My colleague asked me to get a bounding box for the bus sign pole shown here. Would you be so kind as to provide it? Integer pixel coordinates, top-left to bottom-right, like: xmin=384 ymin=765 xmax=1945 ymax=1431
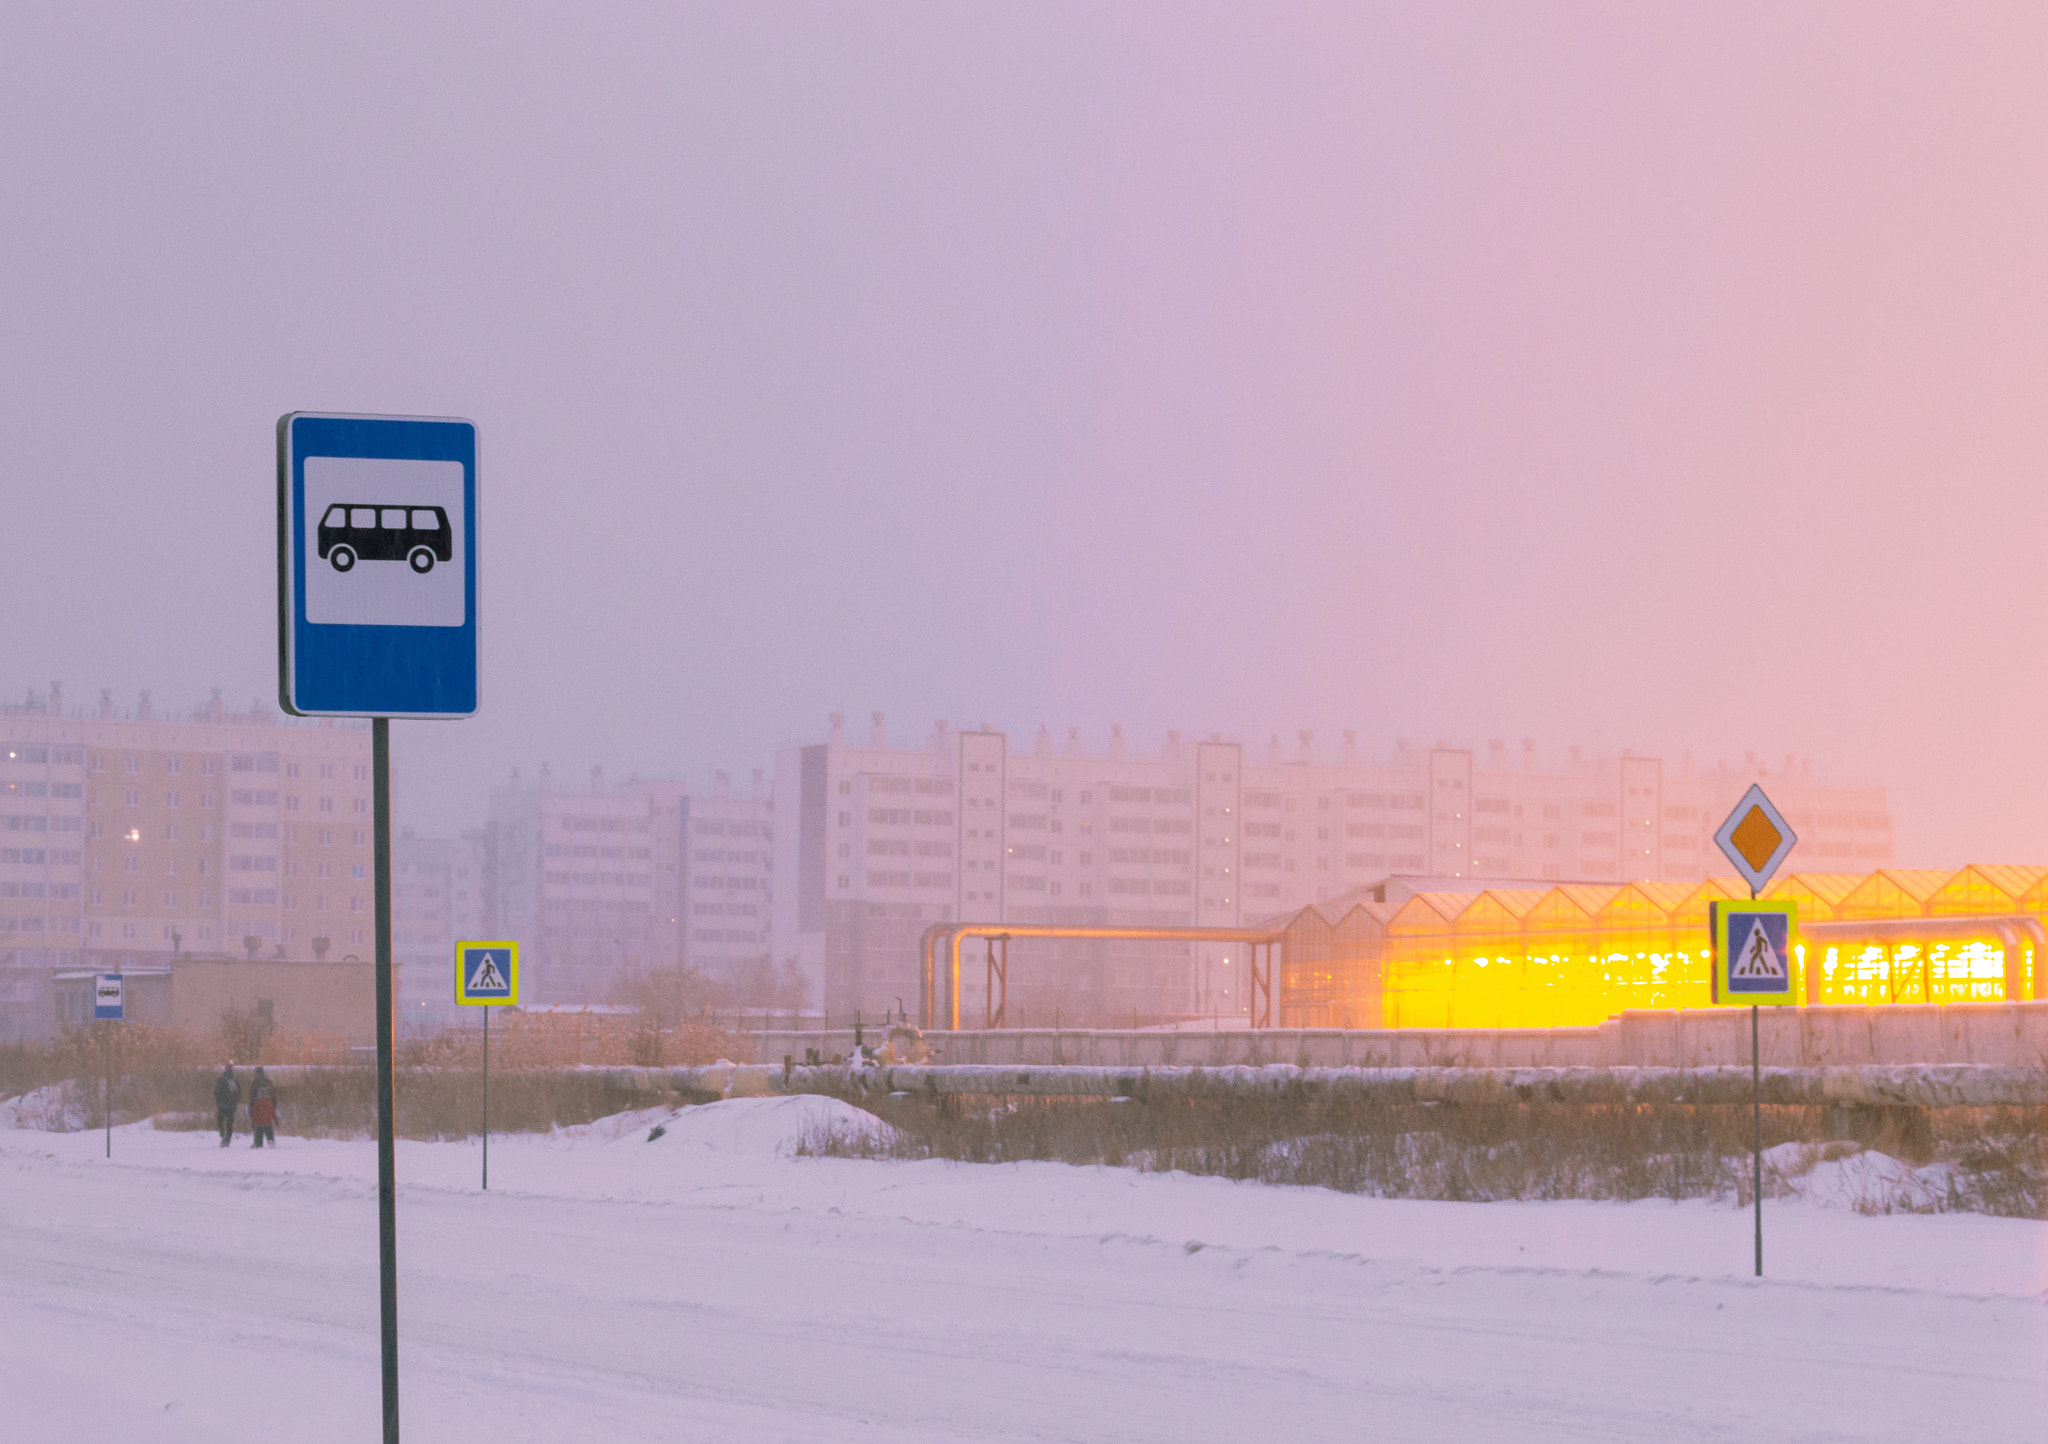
xmin=279 ymin=413 xmax=479 ymax=1444
xmin=93 ymin=973 xmax=123 ymax=1157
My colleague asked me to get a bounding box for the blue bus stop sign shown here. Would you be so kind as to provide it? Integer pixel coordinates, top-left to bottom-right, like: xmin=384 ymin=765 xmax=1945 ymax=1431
xmin=93 ymin=973 xmax=124 ymax=1021
xmin=278 ymin=414 xmax=478 ymax=718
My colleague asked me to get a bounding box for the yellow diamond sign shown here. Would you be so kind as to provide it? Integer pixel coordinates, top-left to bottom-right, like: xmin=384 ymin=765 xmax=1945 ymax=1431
xmin=1713 ymin=785 xmax=1798 ymax=893
xmin=1727 ymin=806 xmax=1783 ymax=874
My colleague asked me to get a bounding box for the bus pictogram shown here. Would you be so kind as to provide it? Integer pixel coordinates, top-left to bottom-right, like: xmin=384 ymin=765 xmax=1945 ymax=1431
xmin=318 ymin=504 xmax=454 ymax=575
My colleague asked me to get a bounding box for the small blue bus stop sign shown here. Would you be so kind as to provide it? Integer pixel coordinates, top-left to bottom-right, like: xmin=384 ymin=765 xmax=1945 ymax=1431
xmin=277 ymin=413 xmax=478 ymax=718
xmin=93 ymin=974 xmax=124 ymax=1022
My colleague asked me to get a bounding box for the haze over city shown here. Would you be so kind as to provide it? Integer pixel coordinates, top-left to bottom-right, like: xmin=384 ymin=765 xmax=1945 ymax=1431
xmin=5 ymin=5 xmax=2047 ymax=865
xmin=8 ymin=8 xmax=2048 ymax=1442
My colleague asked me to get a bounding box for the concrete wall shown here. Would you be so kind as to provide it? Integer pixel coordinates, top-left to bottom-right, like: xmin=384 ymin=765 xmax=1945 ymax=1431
xmin=771 ymin=1002 xmax=2048 ymax=1069
xmin=168 ymin=957 xmax=376 ymax=1046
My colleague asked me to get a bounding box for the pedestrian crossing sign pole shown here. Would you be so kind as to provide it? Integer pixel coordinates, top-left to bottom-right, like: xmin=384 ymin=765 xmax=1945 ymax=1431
xmin=1708 ymin=774 xmax=1801 ymax=1281
xmin=455 ymin=941 xmax=518 ymax=1193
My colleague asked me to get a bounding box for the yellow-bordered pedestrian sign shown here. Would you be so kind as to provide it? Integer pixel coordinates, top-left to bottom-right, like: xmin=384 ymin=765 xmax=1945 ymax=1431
xmin=1709 ymin=900 xmax=1798 ymax=1005
xmin=455 ymin=940 xmax=519 ymax=1006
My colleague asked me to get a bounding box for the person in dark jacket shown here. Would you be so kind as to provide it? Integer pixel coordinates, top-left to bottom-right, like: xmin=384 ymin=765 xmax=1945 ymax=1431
xmin=213 ymin=1063 xmax=241 ymax=1147
xmin=248 ymin=1067 xmax=278 ymax=1148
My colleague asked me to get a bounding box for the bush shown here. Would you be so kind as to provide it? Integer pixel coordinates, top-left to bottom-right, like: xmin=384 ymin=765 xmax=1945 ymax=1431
xmin=799 ymin=1082 xmax=2048 ymax=1218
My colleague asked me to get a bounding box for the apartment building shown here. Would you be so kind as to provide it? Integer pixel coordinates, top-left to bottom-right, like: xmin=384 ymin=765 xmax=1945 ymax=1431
xmin=679 ymin=770 xmax=775 ymax=985
xmin=482 ymin=767 xmax=776 ymax=1005
xmin=392 ymin=829 xmax=489 ymax=1031
xmin=1 ymin=683 xmax=374 ymax=1040
xmin=486 ymin=768 xmax=673 ymax=1005
xmin=775 ymin=716 xmax=1893 ymax=1027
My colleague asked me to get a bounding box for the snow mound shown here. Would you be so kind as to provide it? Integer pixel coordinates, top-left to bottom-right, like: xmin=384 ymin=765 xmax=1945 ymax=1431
xmin=1802 ymin=1151 xmax=1958 ymax=1214
xmin=1760 ymin=1140 xmax=1960 ymax=1214
xmin=638 ymin=1095 xmax=895 ymax=1158
xmin=0 ymin=1082 xmax=89 ymax=1132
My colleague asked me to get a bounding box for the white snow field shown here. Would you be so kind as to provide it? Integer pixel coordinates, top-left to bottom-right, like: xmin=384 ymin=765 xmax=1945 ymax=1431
xmin=4 ymin=1096 xmax=2044 ymax=1443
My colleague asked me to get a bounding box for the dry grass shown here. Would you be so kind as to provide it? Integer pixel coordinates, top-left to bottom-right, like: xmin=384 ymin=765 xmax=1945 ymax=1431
xmin=124 ymin=1066 xmax=680 ymax=1140
xmin=5 ymin=1011 xmax=754 ymax=1140
xmin=397 ymin=1010 xmax=751 ymax=1069
xmin=798 ymin=1083 xmax=2048 ymax=1218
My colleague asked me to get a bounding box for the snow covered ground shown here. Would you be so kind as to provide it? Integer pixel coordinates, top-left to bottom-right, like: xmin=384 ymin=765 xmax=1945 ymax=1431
xmin=4 ymin=1096 xmax=2044 ymax=1442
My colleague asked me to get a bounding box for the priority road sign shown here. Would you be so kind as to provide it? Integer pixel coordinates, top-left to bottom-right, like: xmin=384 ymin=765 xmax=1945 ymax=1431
xmin=278 ymin=413 xmax=479 ymax=719
xmin=1709 ymin=900 xmax=1798 ymax=1005
xmin=1713 ymin=784 xmax=1798 ymax=895
xmin=455 ymin=941 xmax=519 ymax=1006
xmin=92 ymin=974 xmax=124 ymax=1021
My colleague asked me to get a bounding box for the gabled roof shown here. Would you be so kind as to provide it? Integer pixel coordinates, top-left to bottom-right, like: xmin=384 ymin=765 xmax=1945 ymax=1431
xmin=1837 ymin=869 xmax=1951 ymax=919
xmin=1387 ymin=891 xmax=1475 ymax=933
xmin=1927 ymin=865 xmax=2047 ymax=916
xmin=1666 ymin=877 xmax=1747 ymax=926
xmin=1594 ymin=883 xmax=1682 ymax=929
xmin=1554 ymin=884 xmax=1623 ymax=917
xmin=1453 ymin=889 xmax=1549 ymax=935
xmin=1765 ymin=872 xmax=1866 ymax=920
xmin=1522 ymin=888 xmax=1601 ymax=931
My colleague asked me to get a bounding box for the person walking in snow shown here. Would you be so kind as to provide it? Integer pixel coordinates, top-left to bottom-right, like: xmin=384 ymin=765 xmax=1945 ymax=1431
xmin=248 ymin=1067 xmax=278 ymax=1149
xmin=213 ymin=1062 xmax=241 ymax=1148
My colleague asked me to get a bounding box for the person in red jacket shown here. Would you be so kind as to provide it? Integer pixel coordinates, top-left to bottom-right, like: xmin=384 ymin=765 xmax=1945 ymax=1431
xmin=248 ymin=1067 xmax=279 ymax=1149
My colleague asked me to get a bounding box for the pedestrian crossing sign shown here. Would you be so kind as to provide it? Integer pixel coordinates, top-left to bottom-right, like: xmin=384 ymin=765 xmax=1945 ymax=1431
xmin=455 ymin=940 xmax=519 ymax=1006
xmin=1709 ymin=901 xmax=1798 ymax=1005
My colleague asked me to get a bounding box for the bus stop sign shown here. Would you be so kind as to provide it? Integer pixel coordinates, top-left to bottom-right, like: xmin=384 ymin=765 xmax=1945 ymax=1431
xmin=278 ymin=413 xmax=478 ymax=718
xmin=93 ymin=973 xmax=125 ymax=1021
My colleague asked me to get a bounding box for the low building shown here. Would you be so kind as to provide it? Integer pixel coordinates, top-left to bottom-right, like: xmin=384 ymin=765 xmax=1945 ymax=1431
xmin=50 ymin=952 xmax=377 ymax=1045
xmin=1271 ymin=865 xmax=2045 ymax=1029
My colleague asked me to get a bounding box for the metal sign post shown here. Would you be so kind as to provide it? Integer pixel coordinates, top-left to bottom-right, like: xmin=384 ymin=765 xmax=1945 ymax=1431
xmin=455 ymin=941 xmax=519 ymax=1192
xmin=1711 ymin=784 xmax=1800 ymax=1279
xmin=280 ymin=413 xmax=479 ymax=1444
xmin=93 ymin=973 xmax=124 ymax=1157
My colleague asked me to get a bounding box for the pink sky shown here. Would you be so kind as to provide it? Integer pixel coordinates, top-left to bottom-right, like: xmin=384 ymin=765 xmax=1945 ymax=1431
xmin=3 ymin=4 xmax=2047 ymax=863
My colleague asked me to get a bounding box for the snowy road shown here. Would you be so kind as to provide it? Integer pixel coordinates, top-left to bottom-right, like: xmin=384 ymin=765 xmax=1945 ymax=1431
xmin=4 ymin=1098 xmax=2043 ymax=1442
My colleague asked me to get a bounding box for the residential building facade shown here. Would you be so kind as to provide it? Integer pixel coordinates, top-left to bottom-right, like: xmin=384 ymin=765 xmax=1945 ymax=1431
xmin=679 ymin=770 xmax=775 ymax=985
xmin=2 ymin=683 xmax=375 ymax=1040
xmin=393 ymin=828 xmax=489 ymax=1032
xmin=775 ymin=716 xmax=1894 ymax=1028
